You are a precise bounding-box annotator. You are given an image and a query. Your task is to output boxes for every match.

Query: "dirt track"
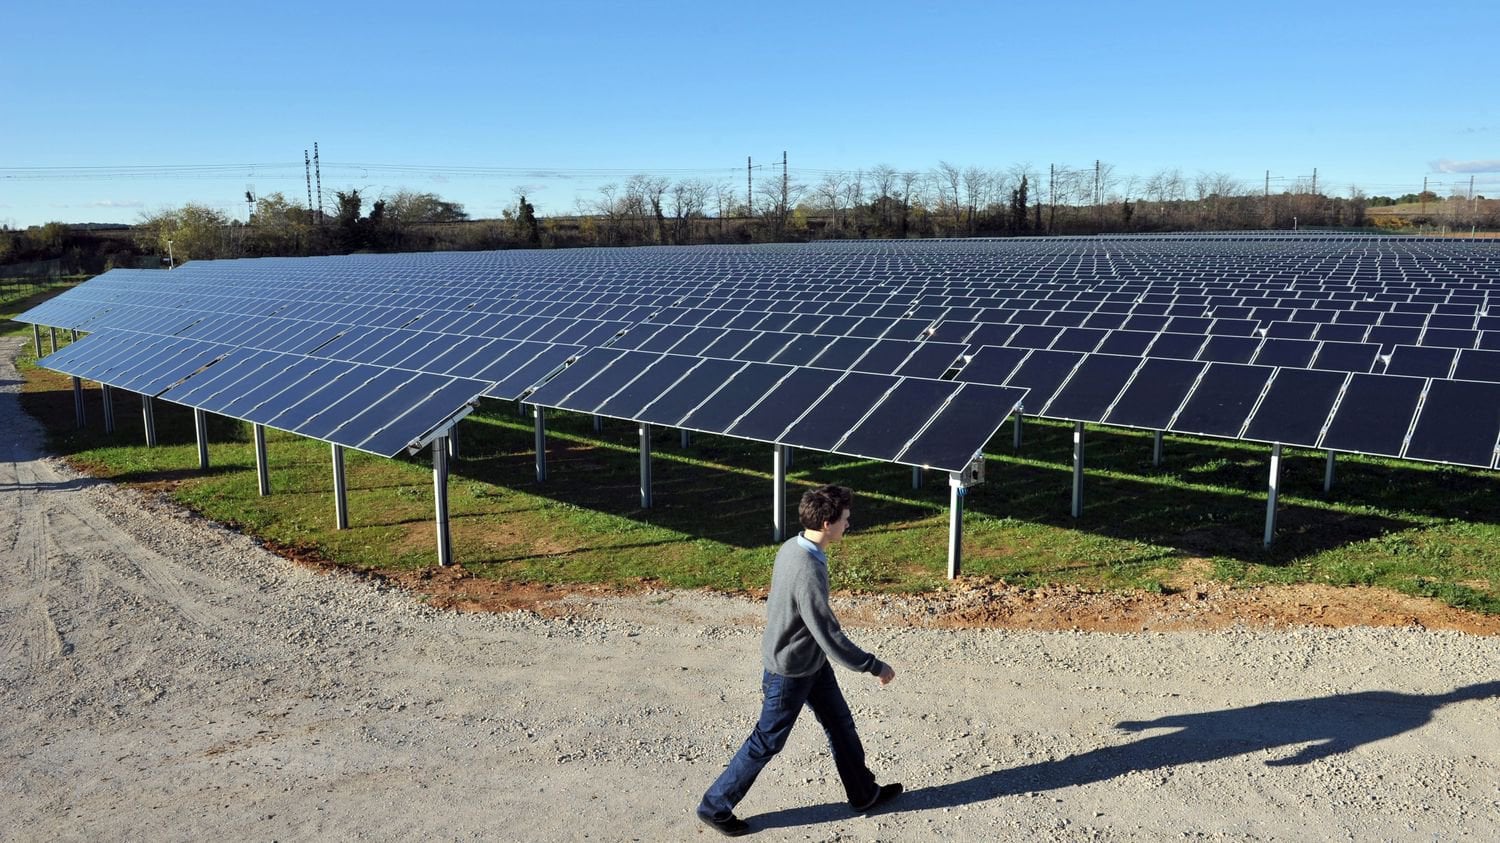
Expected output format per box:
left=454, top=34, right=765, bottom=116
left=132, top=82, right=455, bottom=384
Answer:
left=5, top=335, right=1500, bottom=841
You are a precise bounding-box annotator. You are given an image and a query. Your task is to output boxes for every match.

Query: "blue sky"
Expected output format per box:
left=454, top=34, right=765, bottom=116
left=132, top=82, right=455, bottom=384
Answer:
left=2, top=0, right=1496, bottom=228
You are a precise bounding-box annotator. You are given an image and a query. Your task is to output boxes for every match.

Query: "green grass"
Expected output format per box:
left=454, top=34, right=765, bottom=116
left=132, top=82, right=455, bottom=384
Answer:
left=12, top=328, right=1500, bottom=612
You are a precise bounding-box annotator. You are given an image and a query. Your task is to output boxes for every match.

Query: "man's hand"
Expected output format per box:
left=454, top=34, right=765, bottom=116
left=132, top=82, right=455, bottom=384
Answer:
left=877, top=664, right=896, bottom=685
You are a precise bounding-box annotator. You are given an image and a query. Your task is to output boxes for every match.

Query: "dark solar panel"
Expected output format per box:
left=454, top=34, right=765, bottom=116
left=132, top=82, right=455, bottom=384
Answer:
left=1383, top=345, right=1457, bottom=378
left=1403, top=379, right=1500, bottom=468
left=1168, top=363, right=1275, bottom=438
left=725, top=367, right=842, bottom=441
left=777, top=371, right=893, bottom=452
left=1039, top=353, right=1141, bottom=423
left=896, top=383, right=1026, bottom=470
left=1103, top=358, right=1206, bottom=430
left=635, top=358, right=747, bottom=426
left=1003, top=349, right=1084, bottom=414
left=1241, top=368, right=1347, bottom=447
left=1318, top=374, right=1426, bottom=457
left=958, top=345, right=1028, bottom=386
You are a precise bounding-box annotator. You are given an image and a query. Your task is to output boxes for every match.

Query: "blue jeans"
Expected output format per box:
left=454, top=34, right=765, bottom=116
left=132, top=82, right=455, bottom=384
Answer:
left=699, top=662, right=877, bottom=819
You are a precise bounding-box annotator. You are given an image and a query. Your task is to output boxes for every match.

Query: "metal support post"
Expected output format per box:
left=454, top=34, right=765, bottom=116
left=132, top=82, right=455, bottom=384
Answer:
left=772, top=445, right=788, bottom=542
left=1013, top=413, right=1023, bottom=450
left=254, top=424, right=269, bottom=496
left=101, top=384, right=115, bottom=434
left=331, top=443, right=349, bottom=530
left=433, top=437, right=453, bottom=567
left=785, top=447, right=793, bottom=470
left=1323, top=450, right=1335, bottom=494
left=70, top=329, right=79, bottom=342
left=49, top=327, right=57, bottom=354
left=1152, top=430, right=1164, bottom=467
left=947, top=472, right=967, bottom=579
left=681, top=429, right=691, bottom=448
left=593, top=414, right=602, bottom=433
left=912, top=466, right=923, bottom=490
left=32, top=324, right=41, bottom=357
left=639, top=423, right=653, bottom=509
left=194, top=408, right=209, bottom=470
left=1264, top=443, right=1283, bottom=548
left=1071, top=421, right=1085, bottom=518
left=142, top=395, right=157, bottom=447
left=72, top=376, right=85, bottom=428
left=446, top=426, right=459, bottom=461
left=534, top=407, right=547, bottom=482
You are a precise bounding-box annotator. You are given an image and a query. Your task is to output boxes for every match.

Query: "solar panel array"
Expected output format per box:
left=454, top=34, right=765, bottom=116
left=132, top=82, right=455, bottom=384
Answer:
left=19, top=234, right=1500, bottom=472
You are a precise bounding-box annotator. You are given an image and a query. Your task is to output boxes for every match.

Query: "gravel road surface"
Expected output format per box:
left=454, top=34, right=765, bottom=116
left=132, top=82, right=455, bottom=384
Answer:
left=4, top=336, right=1500, bottom=841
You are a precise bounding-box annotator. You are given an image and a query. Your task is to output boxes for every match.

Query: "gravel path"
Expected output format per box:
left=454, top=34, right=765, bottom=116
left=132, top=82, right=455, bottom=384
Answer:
left=4, top=336, right=1500, bottom=841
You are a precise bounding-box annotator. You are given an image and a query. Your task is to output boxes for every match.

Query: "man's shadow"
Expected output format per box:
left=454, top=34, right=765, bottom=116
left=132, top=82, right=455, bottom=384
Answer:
left=750, top=681, right=1500, bottom=830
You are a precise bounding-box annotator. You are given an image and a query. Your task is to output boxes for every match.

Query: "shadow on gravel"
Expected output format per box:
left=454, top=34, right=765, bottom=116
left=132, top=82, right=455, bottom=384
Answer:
left=749, top=681, right=1500, bottom=830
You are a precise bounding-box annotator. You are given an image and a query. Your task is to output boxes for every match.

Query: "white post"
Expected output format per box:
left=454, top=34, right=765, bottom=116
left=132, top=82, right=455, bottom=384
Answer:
left=639, top=423, right=653, bottom=509
left=101, top=383, right=115, bottom=434
left=446, top=425, right=460, bottom=461
left=948, top=472, right=967, bottom=579
left=32, top=324, right=41, bottom=357
left=433, top=437, right=453, bottom=567
left=773, top=445, right=788, bottom=542
left=534, top=407, right=547, bottom=482
left=194, top=408, right=209, bottom=469
left=254, top=424, right=269, bottom=496
left=72, top=376, right=85, bottom=428
left=1071, top=421, right=1085, bottom=518
left=332, top=443, right=349, bottom=530
left=142, top=395, right=157, bottom=447
left=1264, top=443, right=1283, bottom=548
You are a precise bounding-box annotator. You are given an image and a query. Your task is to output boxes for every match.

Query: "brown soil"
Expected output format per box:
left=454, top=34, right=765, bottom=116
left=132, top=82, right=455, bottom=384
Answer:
left=374, top=562, right=1500, bottom=636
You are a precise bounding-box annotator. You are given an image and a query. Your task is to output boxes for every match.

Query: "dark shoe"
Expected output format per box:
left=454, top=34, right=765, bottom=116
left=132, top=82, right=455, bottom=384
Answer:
left=697, top=809, right=751, bottom=837
left=855, top=782, right=903, bottom=813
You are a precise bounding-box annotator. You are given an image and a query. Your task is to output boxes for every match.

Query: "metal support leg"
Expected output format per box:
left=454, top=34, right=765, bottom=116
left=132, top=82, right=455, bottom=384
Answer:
left=446, top=426, right=459, bottom=461
left=912, top=466, right=923, bottom=490
left=433, top=437, right=453, bottom=567
left=639, top=423, right=653, bottom=509
left=1264, top=443, right=1283, bottom=548
left=72, top=376, right=85, bottom=428
left=593, top=414, right=602, bottom=433
left=680, top=429, right=691, bottom=448
left=534, top=407, right=547, bottom=482
left=101, top=384, right=115, bottom=433
left=948, top=472, right=967, bottom=579
left=772, top=445, right=788, bottom=542
left=49, top=327, right=57, bottom=354
left=142, top=395, right=157, bottom=447
left=785, top=447, right=793, bottom=470
left=1323, top=451, right=1335, bottom=494
left=332, top=443, right=349, bottom=530
left=254, top=424, right=269, bottom=496
left=194, top=408, right=209, bottom=470
left=1152, top=430, right=1164, bottom=467
left=70, top=329, right=79, bottom=342
left=1071, top=421, right=1085, bottom=518
left=1013, top=413, right=1023, bottom=450
left=32, top=324, right=41, bottom=357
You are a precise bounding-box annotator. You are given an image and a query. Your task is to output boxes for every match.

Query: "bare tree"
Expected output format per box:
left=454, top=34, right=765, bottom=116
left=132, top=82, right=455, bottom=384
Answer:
left=934, top=161, right=963, bottom=235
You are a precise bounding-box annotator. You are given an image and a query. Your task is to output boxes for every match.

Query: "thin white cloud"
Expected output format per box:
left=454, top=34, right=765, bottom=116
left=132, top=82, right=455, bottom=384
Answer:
left=89, top=199, right=145, bottom=209
left=1432, top=159, right=1500, bottom=174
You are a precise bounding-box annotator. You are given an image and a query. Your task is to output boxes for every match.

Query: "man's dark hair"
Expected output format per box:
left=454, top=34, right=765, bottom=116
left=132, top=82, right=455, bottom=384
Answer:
left=798, top=484, right=852, bottom=531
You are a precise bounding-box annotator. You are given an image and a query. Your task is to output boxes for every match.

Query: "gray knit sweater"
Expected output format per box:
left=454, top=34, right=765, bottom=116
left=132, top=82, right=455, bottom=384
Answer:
left=761, top=535, right=887, bottom=678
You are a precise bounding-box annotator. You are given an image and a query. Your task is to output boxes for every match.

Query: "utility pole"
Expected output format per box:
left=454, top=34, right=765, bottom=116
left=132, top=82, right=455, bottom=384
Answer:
left=1422, top=176, right=1428, bottom=218
left=1311, top=167, right=1317, bottom=197
left=314, top=141, right=323, bottom=224
left=747, top=156, right=753, bottom=216
left=305, top=149, right=313, bottom=213
left=1048, top=163, right=1055, bottom=234
left=782, top=150, right=788, bottom=211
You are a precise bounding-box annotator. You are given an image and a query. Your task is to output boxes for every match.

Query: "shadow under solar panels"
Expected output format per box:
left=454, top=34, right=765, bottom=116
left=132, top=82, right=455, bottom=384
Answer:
left=726, top=367, right=842, bottom=441
left=827, top=377, right=964, bottom=461
left=1039, top=353, right=1140, bottom=423
left=895, top=383, right=1027, bottom=471
left=1168, top=362, right=1274, bottom=438
left=1402, top=379, right=1500, bottom=468
left=678, top=363, right=791, bottom=433
left=1102, top=357, right=1206, bottom=430
left=1240, top=368, right=1347, bottom=448
left=633, top=358, right=746, bottom=426
left=1318, top=373, right=1426, bottom=458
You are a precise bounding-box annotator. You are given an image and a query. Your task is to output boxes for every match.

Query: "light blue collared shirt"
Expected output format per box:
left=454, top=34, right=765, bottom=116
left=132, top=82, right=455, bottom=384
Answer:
left=795, top=533, right=827, bottom=566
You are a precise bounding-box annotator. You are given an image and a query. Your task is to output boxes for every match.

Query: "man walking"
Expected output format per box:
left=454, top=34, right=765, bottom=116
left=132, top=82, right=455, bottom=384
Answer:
left=696, top=484, right=901, bottom=836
